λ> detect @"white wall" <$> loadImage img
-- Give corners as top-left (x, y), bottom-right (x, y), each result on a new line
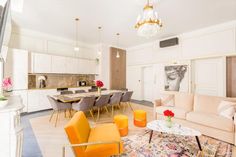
top-left (96, 44), bottom-right (110, 89)
top-left (127, 20), bottom-right (236, 101)
top-left (9, 27), bottom-right (97, 59)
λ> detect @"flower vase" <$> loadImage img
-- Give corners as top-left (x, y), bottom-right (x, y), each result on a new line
top-left (166, 117), bottom-right (173, 128)
top-left (97, 87), bottom-right (101, 95)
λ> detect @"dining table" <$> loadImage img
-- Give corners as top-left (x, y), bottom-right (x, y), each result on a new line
top-left (52, 90), bottom-right (124, 103)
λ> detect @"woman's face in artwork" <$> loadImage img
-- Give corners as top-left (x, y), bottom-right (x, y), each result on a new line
top-left (165, 66), bottom-right (187, 91)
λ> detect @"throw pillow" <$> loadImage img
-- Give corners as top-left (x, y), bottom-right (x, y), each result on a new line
top-left (161, 94), bottom-right (175, 107)
top-left (217, 101), bottom-right (236, 120)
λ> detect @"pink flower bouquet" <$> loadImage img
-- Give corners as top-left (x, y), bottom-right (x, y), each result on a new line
top-left (2, 77), bottom-right (12, 92)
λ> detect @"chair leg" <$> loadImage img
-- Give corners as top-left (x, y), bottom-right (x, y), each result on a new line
top-left (89, 110), bottom-right (95, 121)
top-left (129, 102), bottom-right (134, 111)
top-left (117, 103), bottom-right (121, 109)
top-left (104, 106), bottom-right (109, 114)
top-left (55, 111), bottom-right (59, 127)
top-left (96, 108), bottom-right (100, 122)
top-left (69, 109), bottom-right (72, 118)
top-left (49, 110), bottom-right (55, 122)
top-left (123, 103), bottom-right (126, 113)
top-left (111, 105), bottom-right (114, 116)
top-left (64, 110), bottom-right (67, 118)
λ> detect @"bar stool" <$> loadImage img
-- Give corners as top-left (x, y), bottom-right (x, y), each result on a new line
top-left (114, 114), bottom-right (128, 137)
top-left (134, 110), bottom-right (147, 127)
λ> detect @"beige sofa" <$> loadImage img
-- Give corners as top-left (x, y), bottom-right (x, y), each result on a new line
top-left (153, 91), bottom-right (236, 145)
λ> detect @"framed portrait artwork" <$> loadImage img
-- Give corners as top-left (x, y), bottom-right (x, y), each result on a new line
top-left (164, 64), bottom-right (189, 92)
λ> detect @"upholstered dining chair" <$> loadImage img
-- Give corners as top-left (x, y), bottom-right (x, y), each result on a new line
top-left (72, 96), bottom-right (96, 120)
top-left (88, 88), bottom-right (97, 92)
top-left (109, 92), bottom-right (123, 116)
top-left (75, 90), bottom-right (86, 93)
top-left (47, 96), bottom-right (72, 127)
top-left (120, 91), bottom-right (134, 112)
top-left (94, 94), bottom-right (111, 121)
top-left (61, 90), bottom-right (73, 95)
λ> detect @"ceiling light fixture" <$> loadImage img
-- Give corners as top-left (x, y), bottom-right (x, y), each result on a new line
top-left (74, 18), bottom-right (80, 52)
top-left (97, 26), bottom-right (102, 55)
top-left (135, 0), bottom-right (162, 38)
top-left (116, 33), bottom-right (120, 58)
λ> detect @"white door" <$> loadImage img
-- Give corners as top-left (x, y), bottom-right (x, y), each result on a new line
top-left (192, 57), bottom-right (226, 96)
top-left (142, 66), bottom-right (154, 101)
top-left (127, 66), bottom-right (142, 100)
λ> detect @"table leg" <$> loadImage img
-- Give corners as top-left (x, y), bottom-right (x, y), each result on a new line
top-left (149, 130), bottom-right (153, 143)
top-left (195, 136), bottom-right (202, 151)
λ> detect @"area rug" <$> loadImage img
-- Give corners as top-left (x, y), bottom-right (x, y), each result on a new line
top-left (121, 130), bottom-right (232, 157)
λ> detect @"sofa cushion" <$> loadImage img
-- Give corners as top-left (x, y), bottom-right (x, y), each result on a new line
top-left (161, 94), bottom-right (175, 107)
top-left (217, 101), bottom-right (236, 120)
top-left (194, 94), bottom-right (236, 114)
top-left (86, 123), bottom-right (122, 156)
top-left (156, 106), bottom-right (188, 119)
top-left (174, 92), bottom-right (194, 111)
top-left (186, 112), bottom-right (234, 132)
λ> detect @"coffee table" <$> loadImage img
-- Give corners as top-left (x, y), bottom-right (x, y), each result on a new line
top-left (147, 120), bottom-right (202, 151)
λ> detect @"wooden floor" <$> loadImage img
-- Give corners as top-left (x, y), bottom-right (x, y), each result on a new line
top-left (29, 103), bottom-right (236, 157)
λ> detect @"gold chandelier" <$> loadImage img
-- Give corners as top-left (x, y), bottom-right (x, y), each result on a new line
top-left (135, 0), bottom-right (163, 38)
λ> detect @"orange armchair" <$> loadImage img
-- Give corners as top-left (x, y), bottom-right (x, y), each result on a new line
top-left (63, 111), bottom-right (123, 157)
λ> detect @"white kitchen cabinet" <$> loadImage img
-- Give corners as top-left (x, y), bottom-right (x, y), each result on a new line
top-left (65, 57), bottom-right (78, 74)
top-left (33, 53), bottom-right (52, 73)
top-left (77, 59), bottom-right (97, 74)
top-left (4, 49), bottom-right (28, 90)
top-left (39, 89), bottom-right (56, 110)
top-left (89, 60), bottom-right (97, 74)
top-left (12, 90), bottom-right (28, 112)
top-left (77, 59), bottom-right (87, 74)
top-left (51, 55), bottom-right (66, 73)
top-left (29, 52), bottom-right (97, 74)
top-left (27, 90), bottom-right (40, 112)
top-left (27, 89), bottom-right (57, 112)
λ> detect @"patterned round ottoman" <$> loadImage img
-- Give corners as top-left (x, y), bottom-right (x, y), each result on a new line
top-left (134, 110), bottom-right (147, 127)
top-left (114, 114), bottom-right (128, 137)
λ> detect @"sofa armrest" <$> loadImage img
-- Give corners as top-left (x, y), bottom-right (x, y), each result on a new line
top-left (153, 99), bottom-right (162, 107)
top-left (62, 141), bottom-right (121, 157)
top-left (153, 99), bottom-right (162, 120)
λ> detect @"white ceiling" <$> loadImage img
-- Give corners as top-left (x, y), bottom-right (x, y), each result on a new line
top-left (11, 0), bottom-right (236, 48)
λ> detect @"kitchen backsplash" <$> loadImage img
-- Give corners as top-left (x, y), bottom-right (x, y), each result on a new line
top-left (28, 74), bottom-right (95, 89)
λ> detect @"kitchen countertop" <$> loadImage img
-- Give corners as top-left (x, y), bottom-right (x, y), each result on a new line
top-left (28, 86), bottom-right (93, 90)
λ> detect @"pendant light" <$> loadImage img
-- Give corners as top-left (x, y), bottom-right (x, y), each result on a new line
top-left (97, 26), bottom-right (102, 55)
top-left (116, 33), bottom-right (120, 58)
top-left (135, 0), bottom-right (162, 38)
top-left (74, 18), bottom-right (80, 51)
